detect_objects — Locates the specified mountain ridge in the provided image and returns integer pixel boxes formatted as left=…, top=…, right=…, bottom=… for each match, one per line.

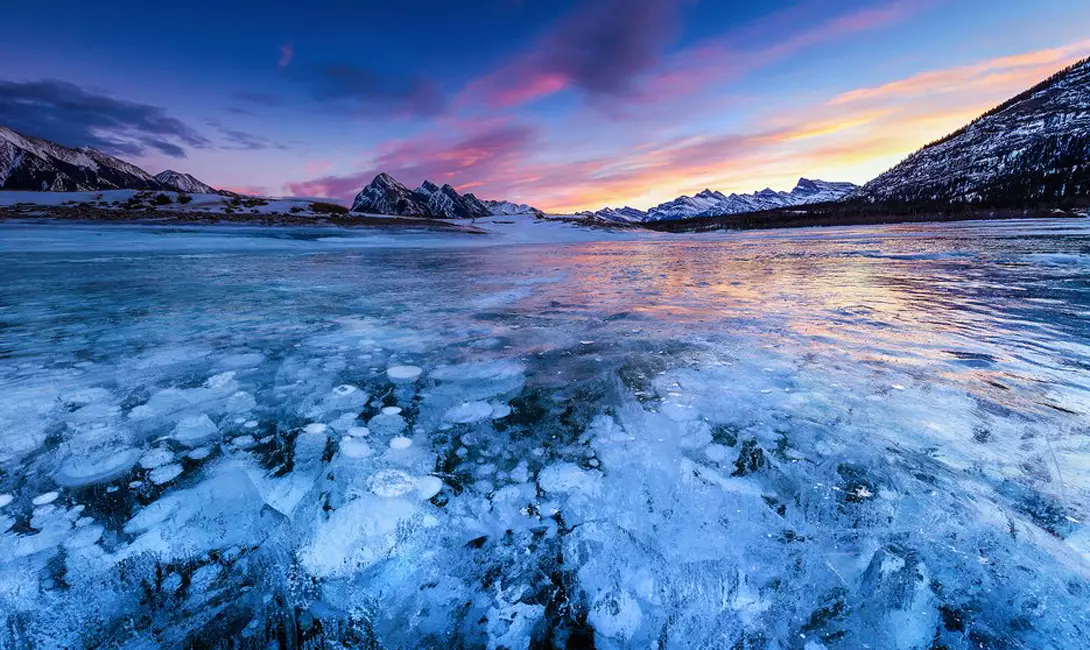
left=584, top=177, right=860, bottom=223
left=859, top=55, right=1090, bottom=205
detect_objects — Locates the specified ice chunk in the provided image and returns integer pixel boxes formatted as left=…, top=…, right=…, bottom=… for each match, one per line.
left=299, top=495, right=416, bottom=578
left=381, top=406, right=402, bottom=415
left=537, top=462, right=601, bottom=495
left=149, top=463, right=183, bottom=485
left=387, top=365, right=423, bottom=383
left=174, top=414, right=219, bottom=447
left=347, top=426, right=370, bottom=437
left=55, top=448, right=139, bottom=487
left=140, top=447, right=175, bottom=469
left=444, top=401, right=494, bottom=424
left=186, top=447, right=211, bottom=460
left=303, top=422, right=328, bottom=435
left=123, top=465, right=281, bottom=560
left=32, top=491, right=60, bottom=506
left=490, top=402, right=512, bottom=419
left=414, top=475, right=443, bottom=500
left=225, top=390, right=257, bottom=412
left=389, top=436, right=412, bottom=450
left=0, top=494, right=12, bottom=509
left=370, top=469, right=416, bottom=497
left=204, top=371, right=237, bottom=390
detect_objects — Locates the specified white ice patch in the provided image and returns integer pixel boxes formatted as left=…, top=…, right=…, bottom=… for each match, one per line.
left=140, top=447, right=175, bottom=470
left=32, top=491, right=59, bottom=506
left=55, top=448, right=140, bottom=487
left=387, top=365, right=423, bottom=383
left=149, top=463, right=183, bottom=485
left=299, top=495, right=418, bottom=579
left=414, top=475, right=443, bottom=500
left=340, top=437, right=373, bottom=459
left=173, top=414, right=220, bottom=447
left=444, top=401, right=494, bottom=424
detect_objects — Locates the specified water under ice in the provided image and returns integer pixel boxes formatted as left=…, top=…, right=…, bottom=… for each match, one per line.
left=0, top=219, right=1089, bottom=649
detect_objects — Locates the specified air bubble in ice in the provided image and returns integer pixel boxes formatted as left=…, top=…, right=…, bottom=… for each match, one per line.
left=387, top=365, right=423, bottom=383
left=370, top=469, right=416, bottom=497
left=340, top=437, right=373, bottom=459
left=444, top=401, right=494, bottom=424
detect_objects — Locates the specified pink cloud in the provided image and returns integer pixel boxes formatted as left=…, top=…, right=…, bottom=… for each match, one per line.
left=279, top=43, right=294, bottom=68
left=286, top=120, right=538, bottom=199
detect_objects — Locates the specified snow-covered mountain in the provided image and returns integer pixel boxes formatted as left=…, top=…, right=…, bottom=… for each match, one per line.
left=482, top=199, right=545, bottom=218
left=586, top=178, right=859, bottom=223
left=0, top=125, right=169, bottom=192
left=155, top=169, right=217, bottom=194
left=351, top=173, right=536, bottom=219
left=861, top=56, right=1090, bottom=205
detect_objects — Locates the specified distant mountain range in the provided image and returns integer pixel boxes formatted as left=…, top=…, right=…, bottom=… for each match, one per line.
left=349, top=173, right=542, bottom=219
left=859, top=55, right=1090, bottom=206
left=584, top=178, right=859, bottom=223
left=2, top=55, right=1088, bottom=225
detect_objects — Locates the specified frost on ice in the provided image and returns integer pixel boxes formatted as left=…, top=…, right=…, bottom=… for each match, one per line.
left=0, top=220, right=1088, bottom=648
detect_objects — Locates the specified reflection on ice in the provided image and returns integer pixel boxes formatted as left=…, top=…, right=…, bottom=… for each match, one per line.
left=0, top=219, right=1088, bottom=648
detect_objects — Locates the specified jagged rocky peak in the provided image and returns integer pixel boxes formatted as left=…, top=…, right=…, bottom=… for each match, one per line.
left=352, top=173, right=494, bottom=218
left=861, top=56, right=1090, bottom=205
left=415, top=180, right=440, bottom=195
left=351, top=173, right=428, bottom=216
left=0, top=125, right=168, bottom=192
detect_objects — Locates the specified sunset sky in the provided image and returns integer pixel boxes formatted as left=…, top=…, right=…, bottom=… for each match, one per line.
left=2, top=0, right=1089, bottom=212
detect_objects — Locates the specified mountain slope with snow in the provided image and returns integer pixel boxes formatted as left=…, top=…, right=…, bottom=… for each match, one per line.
left=483, top=199, right=545, bottom=218
left=0, top=125, right=169, bottom=192
left=587, top=178, right=859, bottom=223
left=861, top=56, right=1090, bottom=205
left=155, top=169, right=217, bottom=194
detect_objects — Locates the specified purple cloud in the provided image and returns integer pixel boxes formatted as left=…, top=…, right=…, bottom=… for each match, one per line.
left=465, top=0, right=684, bottom=107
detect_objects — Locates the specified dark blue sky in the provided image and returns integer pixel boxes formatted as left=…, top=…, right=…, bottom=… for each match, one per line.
left=2, top=0, right=1087, bottom=209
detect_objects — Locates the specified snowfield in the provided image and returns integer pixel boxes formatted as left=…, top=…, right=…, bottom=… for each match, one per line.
left=0, top=189, right=349, bottom=216
left=0, top=219, right=1088, bottom=648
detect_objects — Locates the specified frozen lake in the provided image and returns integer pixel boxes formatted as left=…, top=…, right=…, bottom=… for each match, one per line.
left=1, top=219, right=1089, bottom=649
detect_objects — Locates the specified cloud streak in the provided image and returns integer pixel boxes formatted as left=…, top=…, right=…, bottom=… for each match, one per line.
left=0, top=79, right=209, bottom=158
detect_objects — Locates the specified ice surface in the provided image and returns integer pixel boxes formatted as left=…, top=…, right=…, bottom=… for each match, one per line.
left=1, top=219, right=1089, bottom=648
